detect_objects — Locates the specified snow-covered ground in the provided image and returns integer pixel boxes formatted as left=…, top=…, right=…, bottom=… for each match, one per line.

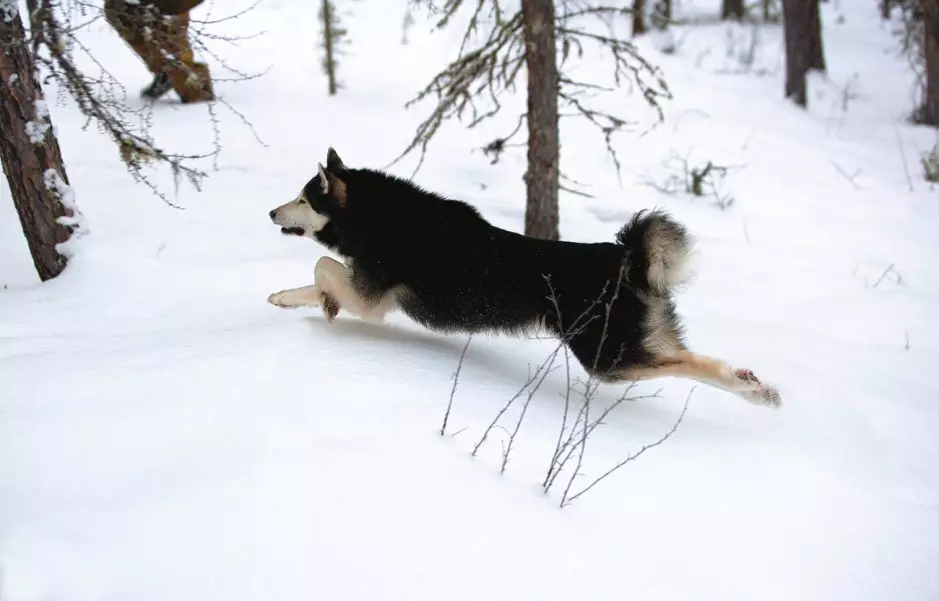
left=2, top=1, right=938, bottom=600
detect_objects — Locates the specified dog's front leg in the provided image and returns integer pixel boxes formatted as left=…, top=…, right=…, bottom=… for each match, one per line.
left=268, top=285, right=325, bottom=309
left=313, top=256, right=394, bottom=323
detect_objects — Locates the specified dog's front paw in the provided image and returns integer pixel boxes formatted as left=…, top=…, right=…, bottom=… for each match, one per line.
left=267, top=286, right=323, bottom=309
left=268, top=290, right=299, bottom=308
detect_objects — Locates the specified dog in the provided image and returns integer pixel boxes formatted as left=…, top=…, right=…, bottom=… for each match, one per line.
left=268, top=148, right=780, bottom=408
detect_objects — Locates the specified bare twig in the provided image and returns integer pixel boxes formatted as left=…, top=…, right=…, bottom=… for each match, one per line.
left=641, top=150, right=738, bottom=209
left=473, top=344, right=562, bottom=457
left=441, top=337, right=473, bottom=436
left=894, top=124, right=914, bottom=192
left=831, top=160, right=861, bottom=190
left=561, top=386, right=693, bottom=507
left=501, top=347, right=564, bottom=473
left=872, top=263, right=903, bottom=288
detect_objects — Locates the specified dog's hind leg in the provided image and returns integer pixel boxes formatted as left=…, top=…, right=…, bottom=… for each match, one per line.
left=615, top=351, right=781, bottom=408
left=312, top=256, right=398, bottom=323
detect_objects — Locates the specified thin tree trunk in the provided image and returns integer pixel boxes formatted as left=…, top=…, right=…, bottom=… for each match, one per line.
left=721, top=0, right=745, bottom=20
left=321, top=0, right=337, bottom=95
left=521, top=0, right=559, bottom=241
left=781, top=0, right=819, bottom=107
left=0, top=8, right=77, bottom=281
left=632, top=0, right=646, bottom=35
left=923, top=0, right=939, bottom=125
left=880, top=0, right=892, bottom=20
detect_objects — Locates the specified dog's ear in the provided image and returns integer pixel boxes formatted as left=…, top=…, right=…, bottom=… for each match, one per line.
left=317, top=162, right=348, bottom=206
left=326, top=147, right=346, bottom=172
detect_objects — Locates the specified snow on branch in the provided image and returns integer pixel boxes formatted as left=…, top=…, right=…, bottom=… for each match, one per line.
left=21, top=0, right=268, bottom=206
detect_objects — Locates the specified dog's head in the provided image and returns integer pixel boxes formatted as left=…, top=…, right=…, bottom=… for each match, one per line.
left=268, top=147, right=350, bottom=242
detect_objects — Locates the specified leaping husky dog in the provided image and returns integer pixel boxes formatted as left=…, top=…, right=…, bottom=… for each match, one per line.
left=268, top=148, right=781, bottom=407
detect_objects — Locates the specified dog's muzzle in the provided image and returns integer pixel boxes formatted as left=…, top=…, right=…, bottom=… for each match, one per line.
left=269, top=207, right=306, bottom=236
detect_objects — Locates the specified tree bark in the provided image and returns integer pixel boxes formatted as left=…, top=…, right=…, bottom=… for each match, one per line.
left=521, top=0, right=559, bottom=241
left=321, top=0, right=337, bottom=95
left=808, top=0, right=825, bottom=71
left=880, top=0, right=892, bottom=20
left=781, top=0, right=824, bottom=107
left=632, top=0, right=646, bottom=36
left=0, top=9, right=77, bottom=281
left=923, top=0, right=939, bottom=125
left=721, top=0, right=745, bottom=20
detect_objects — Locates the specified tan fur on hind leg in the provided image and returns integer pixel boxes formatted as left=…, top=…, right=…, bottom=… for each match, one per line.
left=617, top=351, right=781, bottom=408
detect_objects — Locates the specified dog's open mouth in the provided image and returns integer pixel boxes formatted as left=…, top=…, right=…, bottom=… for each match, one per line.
left=281, top=226, right=305, bottom=236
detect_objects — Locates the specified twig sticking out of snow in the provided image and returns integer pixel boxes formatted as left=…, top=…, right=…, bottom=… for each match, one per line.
left=893, top=125, right=914, bottom=192
left=441, top=336, right=472, bottom=436
left=443, top=265, right=685, bottom=507
left=559, top=387, right=692, bottom=507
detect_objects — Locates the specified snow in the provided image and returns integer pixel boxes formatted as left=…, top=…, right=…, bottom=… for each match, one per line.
left=2, top=1, right=938, bottom=600
left=0, top=0, right=17, bottom=23
left=24, top=100, right=51, bottom=145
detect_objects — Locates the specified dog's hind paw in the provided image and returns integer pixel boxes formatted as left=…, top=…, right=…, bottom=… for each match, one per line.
left=733, top=368, right=782, bottom=409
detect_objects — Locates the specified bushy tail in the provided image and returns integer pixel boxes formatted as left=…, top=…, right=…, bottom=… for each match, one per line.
left=615, top=209, right=694, bottom=296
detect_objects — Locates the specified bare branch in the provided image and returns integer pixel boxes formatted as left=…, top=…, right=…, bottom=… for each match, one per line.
left=396, top=1, right=670, bottom=176
left=561, top=386, right=692, bottom=506
left=18, top=0, right=266, bottom=205
left=441, top=336, right=473, bottom=436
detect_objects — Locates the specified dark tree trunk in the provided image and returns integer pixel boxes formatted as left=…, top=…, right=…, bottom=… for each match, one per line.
left=721, top=0, right=745, bottom=20
left=808, top=0, right=825, bottom=71
left=923, top=0, right=939, bottom=125
left=632, top=0, right=646, bottom=36
left=781, top=0, right=824, bottom=107
left=880, top=0, right=892, bottom=20
left=321, top=0, right=337, bottom=95
left=521, top=0, right=559, bottom=241
left=0, top=9, right=77, bottom=281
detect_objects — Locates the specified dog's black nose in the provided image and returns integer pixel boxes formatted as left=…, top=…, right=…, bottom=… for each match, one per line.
left=269, top=209, right=276, bottom=220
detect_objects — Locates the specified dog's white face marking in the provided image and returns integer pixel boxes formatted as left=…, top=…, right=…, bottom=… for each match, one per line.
left=269, top=191, right=329, bottom=238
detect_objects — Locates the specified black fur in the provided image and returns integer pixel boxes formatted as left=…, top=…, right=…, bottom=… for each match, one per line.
left=296, top=156, right=694, bottom=379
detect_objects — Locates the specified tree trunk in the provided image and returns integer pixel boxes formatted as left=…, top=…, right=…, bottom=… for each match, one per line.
left=808, top=0, right=825, bottom=71
left=923, top=0, right=939, bottom=125
left=781, top=0, right=825, bottom=107
left=521, top=0, right=559, bottom=241
left=880, top=0, right=892, bottom=20
left=632, top=0, right=646, bottom=36
left=321, top=0, right=337, bottom=95
left=721, top=0, right=745, bottom=20
left=0, top=9, right=77, bottom=281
